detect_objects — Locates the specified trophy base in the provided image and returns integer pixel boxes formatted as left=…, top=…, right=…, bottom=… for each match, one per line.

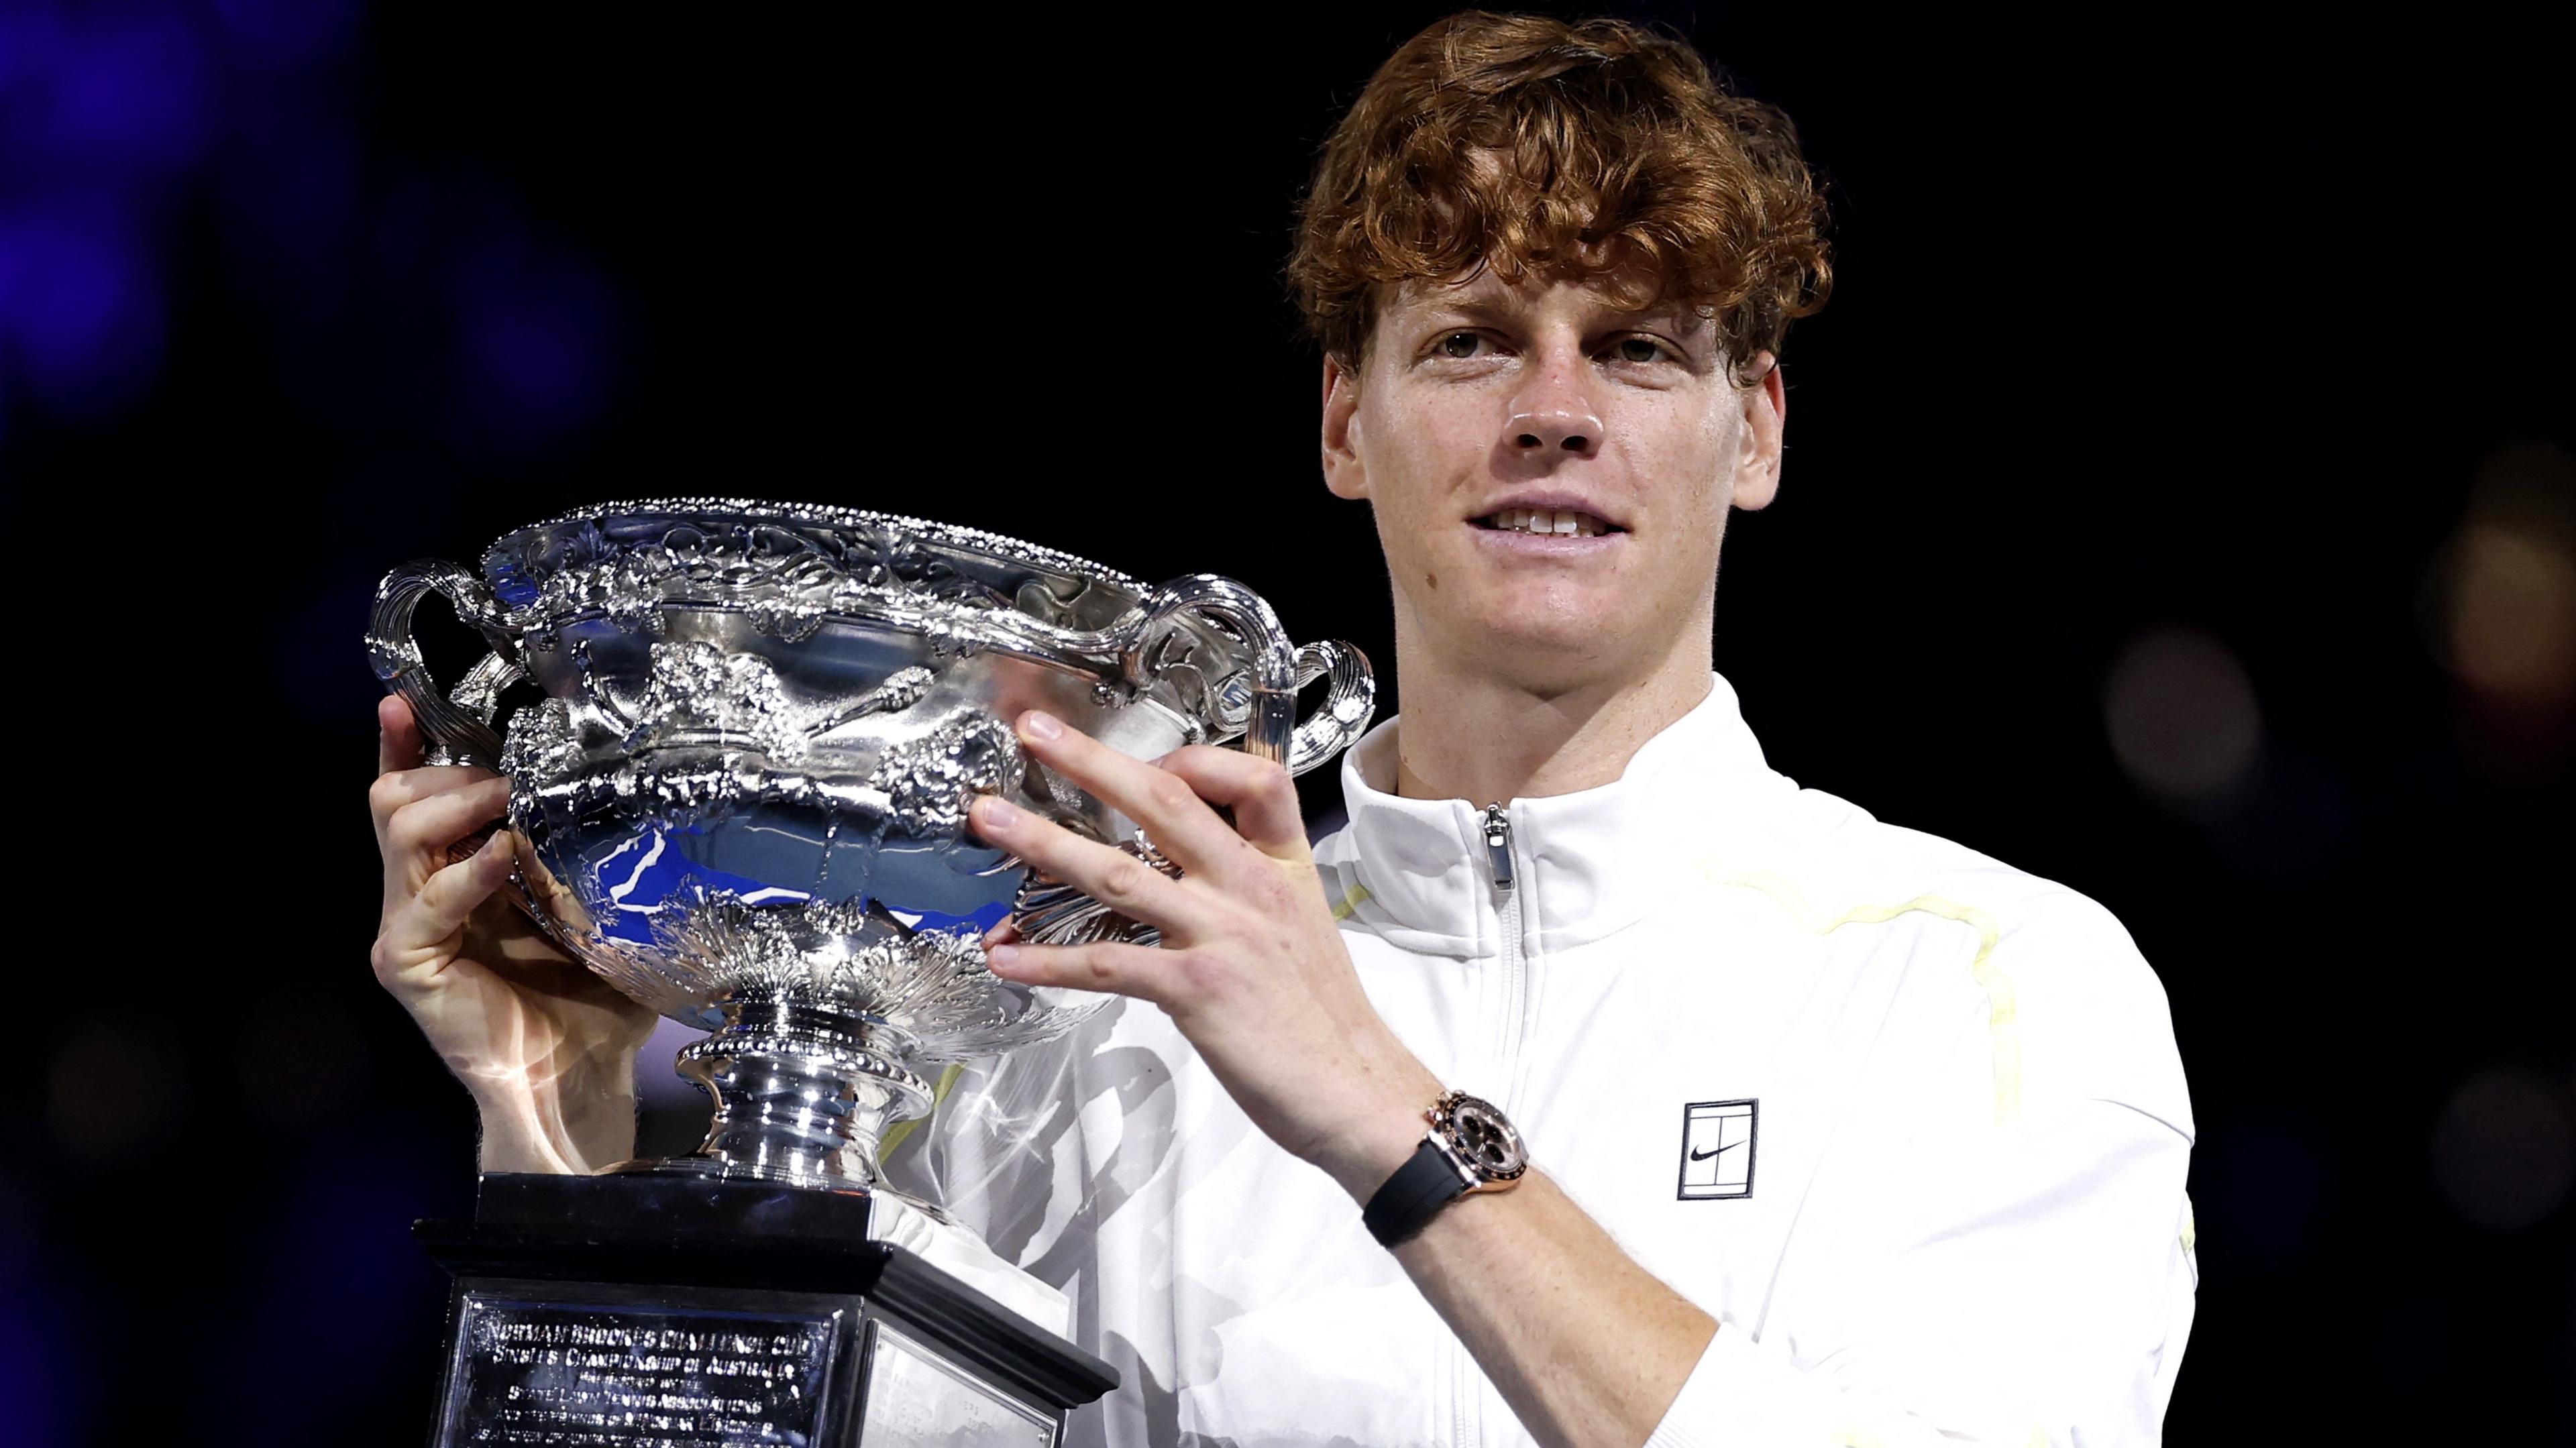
left=417, top=1172, right=1115, bottom=1446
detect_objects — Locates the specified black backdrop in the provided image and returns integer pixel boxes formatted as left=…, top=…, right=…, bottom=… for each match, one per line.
left=3, top=3, right=2570, bottom=1443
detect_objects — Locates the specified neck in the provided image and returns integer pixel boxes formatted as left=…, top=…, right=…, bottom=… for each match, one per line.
left=1389, top=621, right=1717, bottom=804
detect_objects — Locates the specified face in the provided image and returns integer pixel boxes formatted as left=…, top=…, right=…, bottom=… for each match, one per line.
left=1322, top=268, right=1784, bottom=693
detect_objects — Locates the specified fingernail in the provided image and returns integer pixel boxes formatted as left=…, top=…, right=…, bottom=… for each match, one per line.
left=973, top=795, right=1019, bottom=829
left=1020, top=710, right=1063, bottom=742
left=985, top=944, right=1021, bottom=971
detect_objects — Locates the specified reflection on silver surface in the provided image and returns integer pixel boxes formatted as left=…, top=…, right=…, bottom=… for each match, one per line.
left=859, top=1319, right=1057, bottom=1447
left=371, top=500, right=1373, bottom=1191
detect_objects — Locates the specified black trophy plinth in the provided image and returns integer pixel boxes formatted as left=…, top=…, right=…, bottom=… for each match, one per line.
left=416, top=1172, right=1116, bottom=1446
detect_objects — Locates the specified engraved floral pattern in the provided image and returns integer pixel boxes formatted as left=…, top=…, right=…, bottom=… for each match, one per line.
left=866, top=715, right=1026, bottom=840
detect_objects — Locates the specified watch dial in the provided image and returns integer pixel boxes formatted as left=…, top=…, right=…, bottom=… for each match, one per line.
left=1448, top=1097, right=1525, bottom=1175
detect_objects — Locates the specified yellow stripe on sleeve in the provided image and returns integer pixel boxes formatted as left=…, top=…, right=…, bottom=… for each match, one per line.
left=1701, top=868, right=2020, bottom=1124
left=877, top=1060, right=965, bottom=1162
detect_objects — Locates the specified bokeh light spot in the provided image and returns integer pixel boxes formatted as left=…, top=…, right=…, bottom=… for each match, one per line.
left=2431, top=445, right=2576, bottom=710
left=2103, top=626, right=2263, bottom=805
left=2430, top=1066, right=2575, bottom=1233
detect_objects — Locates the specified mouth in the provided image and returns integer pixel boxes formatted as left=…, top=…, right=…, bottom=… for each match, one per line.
left=1471, top=506, right=1625, bottom=539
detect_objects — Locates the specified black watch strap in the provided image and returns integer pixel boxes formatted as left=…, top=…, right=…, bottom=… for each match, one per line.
left=1362, top=1138, right=1468, bottom=1247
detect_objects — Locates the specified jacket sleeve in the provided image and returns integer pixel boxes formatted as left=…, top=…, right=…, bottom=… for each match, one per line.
left=1646, top=891, right=2198, bottom=1448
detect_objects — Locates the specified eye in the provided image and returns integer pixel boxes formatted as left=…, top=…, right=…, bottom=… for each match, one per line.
left=1608, top=336, right=1671, bottom=365
left=1434, top=331, right=1490, bottom=360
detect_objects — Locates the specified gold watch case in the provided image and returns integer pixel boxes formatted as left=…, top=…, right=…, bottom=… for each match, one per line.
left=1424, top=1089, right=1529, bottom=1194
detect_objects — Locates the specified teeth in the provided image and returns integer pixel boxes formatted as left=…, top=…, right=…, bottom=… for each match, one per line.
left=1485, top=507, right=1609, bottom=537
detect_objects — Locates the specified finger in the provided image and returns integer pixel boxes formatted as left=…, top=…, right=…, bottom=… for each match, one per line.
left=969, top=793, right=1191, bottom=932
left=370, top=763, right=502, bottom=825
left=379, top=693, right=422, bottom=775
left=984, top=939, right=1173, bottom=1005
left=1011, top=710, right=1244, bottom=873
left=385, top=775, right=515, bottom=860
left=376, top=832, right=517, bottom=982
left=1155, top=746, right=1306, bottom=856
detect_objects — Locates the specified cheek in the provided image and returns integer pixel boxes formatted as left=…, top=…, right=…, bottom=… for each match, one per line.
left=1640, top=403, right=1737, bottom=517
left=1358, top=390, right=1485, bottom=528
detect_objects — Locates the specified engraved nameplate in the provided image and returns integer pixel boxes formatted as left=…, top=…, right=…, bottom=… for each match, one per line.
left=439, top=1290, right=844, bottom=1446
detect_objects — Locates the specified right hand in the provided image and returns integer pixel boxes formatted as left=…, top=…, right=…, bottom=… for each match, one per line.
left=370, top=693, right=657, bottom=1173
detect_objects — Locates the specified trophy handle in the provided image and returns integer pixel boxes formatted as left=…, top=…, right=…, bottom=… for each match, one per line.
left=1131, top=575, right=1376, bottom=776
left=368, top=559, right=517, bottom=769
left=1285, top=638, right=1376, bottom=778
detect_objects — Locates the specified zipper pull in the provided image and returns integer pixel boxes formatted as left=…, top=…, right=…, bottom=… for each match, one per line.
left=1481, top=802, right=1515, bottom=893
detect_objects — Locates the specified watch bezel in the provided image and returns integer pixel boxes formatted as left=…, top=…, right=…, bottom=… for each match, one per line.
left=1424, top=1089, right=1528, bottom=1192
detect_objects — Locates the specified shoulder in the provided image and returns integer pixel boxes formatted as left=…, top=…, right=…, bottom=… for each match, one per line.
left=1733, top=784, right=2192, bottom=1137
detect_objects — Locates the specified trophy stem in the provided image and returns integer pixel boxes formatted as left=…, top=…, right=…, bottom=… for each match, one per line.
left=643, top=995, right=935, bottom=1190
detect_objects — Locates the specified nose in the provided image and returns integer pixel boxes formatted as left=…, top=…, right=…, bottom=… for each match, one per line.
left=1505, top=360, right=1603, bottom=458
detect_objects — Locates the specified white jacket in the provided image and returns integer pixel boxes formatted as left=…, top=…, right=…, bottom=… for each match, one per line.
left=896, top=673, right=2196, bottom=1447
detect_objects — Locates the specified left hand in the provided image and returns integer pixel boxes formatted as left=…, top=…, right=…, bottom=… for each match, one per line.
left=967, top=709, right=1441, bottom=1199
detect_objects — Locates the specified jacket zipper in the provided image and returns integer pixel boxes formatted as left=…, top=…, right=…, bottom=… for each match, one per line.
left=1483, top=798, right=1514, bottom=1092
left=1481, top=802, right=1515, bottom=893
left=1483, top=800, right=1529, bottom=1115
left=1462, top=802, right=1527, bottom=1448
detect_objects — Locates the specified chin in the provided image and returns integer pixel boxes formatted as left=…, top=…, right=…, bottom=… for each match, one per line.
left=1456, top=598, right=1648, bottom=674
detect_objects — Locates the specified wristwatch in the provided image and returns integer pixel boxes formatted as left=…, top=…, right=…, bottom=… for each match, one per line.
left=1361, top=1089, right=1528, bottom=1247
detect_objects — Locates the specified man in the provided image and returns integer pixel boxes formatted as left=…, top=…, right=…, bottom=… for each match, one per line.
left=371, top=13, right=2194, bottom=1446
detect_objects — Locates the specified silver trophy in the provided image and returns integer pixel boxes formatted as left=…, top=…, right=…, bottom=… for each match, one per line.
left=375, top=500, right=1373, bottom=1442
left=372, top=497, right=1373, bottom=1188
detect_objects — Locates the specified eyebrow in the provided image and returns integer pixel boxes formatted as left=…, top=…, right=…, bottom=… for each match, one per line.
left=1401, top=296, right=1716, bottom=348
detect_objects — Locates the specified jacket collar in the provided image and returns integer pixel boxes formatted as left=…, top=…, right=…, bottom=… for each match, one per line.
left=1321, top=672, right=1791, bottom=956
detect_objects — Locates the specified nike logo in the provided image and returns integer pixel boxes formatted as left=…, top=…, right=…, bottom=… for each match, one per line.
left=1688, top=1140, right=1743, bottom=1162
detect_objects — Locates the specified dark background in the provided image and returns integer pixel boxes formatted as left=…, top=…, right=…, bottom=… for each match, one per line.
left=4, top=3, right=2571, bottom=1443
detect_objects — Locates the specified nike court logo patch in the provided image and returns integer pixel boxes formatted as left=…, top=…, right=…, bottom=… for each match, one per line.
left=1678, top=1099, right=1757, bottom=1200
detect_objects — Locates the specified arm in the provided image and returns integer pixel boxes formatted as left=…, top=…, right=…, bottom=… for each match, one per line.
left=963, top=712, right=1711, bottom=1445
left=967, top=711, right=2191, bottom=1448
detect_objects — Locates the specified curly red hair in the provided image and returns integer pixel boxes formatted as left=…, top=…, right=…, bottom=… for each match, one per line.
left=1290, top=11, right=1831, bottom=384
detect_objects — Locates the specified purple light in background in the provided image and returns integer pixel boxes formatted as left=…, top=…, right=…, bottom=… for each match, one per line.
left=0, top=1184, right=78, bottom=1446
left=222, top=104, right=362, bottom=269
left=0, top=1294, right=77, bottom=1447
left=453, top=229, right=619, bottom=445
left=10, top=5, right=213, bottom=180
left=0, top=210, right=166, bottom=418
left=0, top=3, right=65, bottom=98
left=195, top=1150, right=453, bottom=1431
left=213, top=0, right=367, bottom=71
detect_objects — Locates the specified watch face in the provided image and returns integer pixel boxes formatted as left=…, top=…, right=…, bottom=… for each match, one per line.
left=1444, top=1094, right=1527, bottom=1178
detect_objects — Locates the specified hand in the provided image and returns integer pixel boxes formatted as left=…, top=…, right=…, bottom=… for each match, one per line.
left=369, top=694, right=655, bottom=1173
left=966, top=710, right=1440, bottom=1201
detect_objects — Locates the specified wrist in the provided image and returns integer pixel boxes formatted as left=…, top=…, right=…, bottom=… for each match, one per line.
left=1317, top=1060, right=1448, bottom=1203
left=462, top=1060, right=638, bottom=1176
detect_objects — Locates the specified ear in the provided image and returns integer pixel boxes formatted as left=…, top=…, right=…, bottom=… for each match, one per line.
left=1729, top=353, right=1786, bottom=512
left=1321, top=353, right=1368, bottom=501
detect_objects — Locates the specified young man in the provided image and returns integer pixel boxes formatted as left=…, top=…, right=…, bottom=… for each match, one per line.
left=371, top=14, right=2194, bottom=1447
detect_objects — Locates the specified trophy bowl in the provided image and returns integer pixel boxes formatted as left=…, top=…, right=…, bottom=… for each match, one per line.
left=368, top=498, right=1374, bottom=1194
